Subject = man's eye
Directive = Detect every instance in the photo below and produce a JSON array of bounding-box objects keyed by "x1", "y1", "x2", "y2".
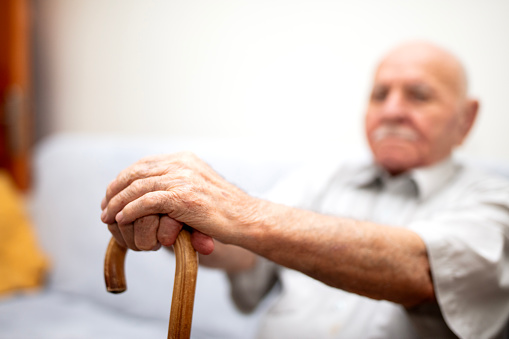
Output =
[
  {"x1": 371, "y1": 88, "x2": 387, "y2": 102},
  {"x1": 408, "y1": 87, "x2": 432, "y2": 102}
]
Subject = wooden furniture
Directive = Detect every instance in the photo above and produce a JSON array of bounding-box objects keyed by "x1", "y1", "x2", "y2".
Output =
[{"x1": 0, "y1": 0, "x2": 32, "y2": 190}]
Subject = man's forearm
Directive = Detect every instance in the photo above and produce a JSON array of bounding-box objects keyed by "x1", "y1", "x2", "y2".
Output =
[{"x1": 231, "y1": 198, "x2": 436, "y2": 308}]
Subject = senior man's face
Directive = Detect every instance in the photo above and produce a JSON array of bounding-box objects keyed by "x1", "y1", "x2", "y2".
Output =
[{"x1": 364, "y1": 46, "x2": 474, "y2": 175}]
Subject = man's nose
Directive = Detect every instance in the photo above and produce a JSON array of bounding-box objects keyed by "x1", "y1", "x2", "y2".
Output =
[{"x1": 380, "y1": 92, "x2": 408, "y2": 121}]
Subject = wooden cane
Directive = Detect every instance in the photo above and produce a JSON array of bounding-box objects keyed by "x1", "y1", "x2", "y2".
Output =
[{"x1": 104, "y1": 228, "x2": 198, "y2": 339}]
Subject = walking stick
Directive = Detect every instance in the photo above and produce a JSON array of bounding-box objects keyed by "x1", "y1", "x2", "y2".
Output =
[{"x1": 104, "y1": 227, "x2": 198, "y2": 339}]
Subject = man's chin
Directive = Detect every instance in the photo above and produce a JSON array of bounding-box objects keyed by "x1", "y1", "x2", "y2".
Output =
[{"x1": 373, "y1": 149, "x2": 420, "y2": 175}]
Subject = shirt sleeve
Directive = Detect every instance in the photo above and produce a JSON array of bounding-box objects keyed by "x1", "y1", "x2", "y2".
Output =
[
  {"x1": 409, "y1": 175, "x2": 509, "y2": 339},
  {"x1": 227, "y1": 257, "x2": 280, "y2": 313}
]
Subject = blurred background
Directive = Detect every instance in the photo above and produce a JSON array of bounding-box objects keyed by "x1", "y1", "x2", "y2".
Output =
[{"x1": 2, "y1": 0, "x2": 509, "y2": 190}]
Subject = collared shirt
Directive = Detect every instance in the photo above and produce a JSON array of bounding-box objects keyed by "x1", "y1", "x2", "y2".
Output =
[{"x1": 234, "y1": 157, "x2": 509, "y2": 339}]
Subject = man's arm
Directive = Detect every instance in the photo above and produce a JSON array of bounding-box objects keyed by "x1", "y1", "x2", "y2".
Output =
[
  {"x1": 101, "y1": 152, "x2": 435, "y2": 308},
  {"x1": 232, "y1": 199, "x2": 435, "y2": 308}
]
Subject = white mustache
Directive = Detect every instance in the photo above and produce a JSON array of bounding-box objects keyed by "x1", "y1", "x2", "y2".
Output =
[{"x1": 371, "y1": 126, "x2": 419, "y2": 142}]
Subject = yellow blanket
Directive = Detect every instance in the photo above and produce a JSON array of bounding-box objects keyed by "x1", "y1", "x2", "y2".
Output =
[{"x1": 0, "y1": 170, "x2": 49, "y2": 295}]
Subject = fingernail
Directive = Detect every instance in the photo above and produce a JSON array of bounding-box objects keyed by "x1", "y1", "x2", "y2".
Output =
[
  {"x1": 101, "y1": 197, "x2": 106, "y2": 210},
  {"x1": 115, "y1": 211, "x2": 124, "y2": 223}
]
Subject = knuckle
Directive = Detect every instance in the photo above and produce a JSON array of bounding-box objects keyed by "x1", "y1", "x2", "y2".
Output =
[
  {"x1": 108, "y1": 194, "x2": 127, "y2": 214},
  {"x1": 138, "y1": 156, "x2": 150, "y2": 164},
  {"x1": 178, "y1": 169, "x2": 193, "y2": 182},
  {"x1": 118, "y1": 222, "x2": 132, "y2": 231},
  {"x1": 132, "y1": 163, "x2": 153, "y2": 179},
  {"x1": 132, "y1": 192, "x2": 168, "y2": 216},
  {"x1": 134, "y1": 215, "x2": 149, "y2": 226},
  {"x1": 136, "y1": 214, "x2": 158, "y2": 227},
  {"x1": 117, "y1": 170, "x2": 131, "y2": 186},
  {"x1": 131, "y1": 179, "x2": 145, "y2": 192},
  {"x1": 143, "y1": 192, "x2": 160, "y2": 207},
  {"x1": 139, "y1": 155, "x2": 157, "y2": 163},
  {"x1": 133, "y1": 177, "x2": 157, "y2": 196}
]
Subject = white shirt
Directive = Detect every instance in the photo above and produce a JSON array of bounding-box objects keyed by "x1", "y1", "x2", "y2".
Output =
[{"x1": 236, "y1": 157, "x2": 509, "y2": 339}]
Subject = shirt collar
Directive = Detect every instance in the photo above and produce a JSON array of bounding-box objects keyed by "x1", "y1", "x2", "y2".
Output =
[
  {"x1": 351, "y1": 157, "x2": 459, "y2": 200},
  {"x1": 410, "y1": 157, "x2": 459, "y2": 200}
]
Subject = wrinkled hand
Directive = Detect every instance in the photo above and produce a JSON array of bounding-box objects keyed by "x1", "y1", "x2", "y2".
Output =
[{"x1": 100, "y1": 152, "x2": 254, "y2": 255}]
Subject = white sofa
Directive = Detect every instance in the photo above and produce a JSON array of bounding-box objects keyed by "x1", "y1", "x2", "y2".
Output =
[{"x1": 1, "y1": 133, "x2": 508, "y2": 339}]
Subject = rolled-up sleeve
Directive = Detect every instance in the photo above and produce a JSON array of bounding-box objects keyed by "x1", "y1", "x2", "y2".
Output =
[{"x1": 410, "y1": 178, "x2": 509, "y2": 339}]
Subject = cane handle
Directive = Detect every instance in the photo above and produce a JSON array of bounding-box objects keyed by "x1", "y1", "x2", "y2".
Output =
[{"x1": 104, "y1": 228, "x2": 198, "y2": 339}]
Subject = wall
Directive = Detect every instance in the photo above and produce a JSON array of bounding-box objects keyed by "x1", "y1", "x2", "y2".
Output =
[{"x1": 33, "y1": 0, "x2": 509, "y2": 161}]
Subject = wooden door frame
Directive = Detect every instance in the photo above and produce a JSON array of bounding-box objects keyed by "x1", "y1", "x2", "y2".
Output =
[{"x1": 0, "y1": 0, "x2": 32, "y2": 190}]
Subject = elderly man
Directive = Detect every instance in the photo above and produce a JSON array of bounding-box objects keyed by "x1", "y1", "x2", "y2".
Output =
[{"x1": 101, "y1": 41, "x2": 509, "y2": 338}]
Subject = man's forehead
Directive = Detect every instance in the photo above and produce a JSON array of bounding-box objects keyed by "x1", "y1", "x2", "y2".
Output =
[
  {"x1": 373, "y1": 42, "x2": 466, "y2": 95},
  {"x1": 375, "y1": 61, "x2": 437, "y2": 84}
]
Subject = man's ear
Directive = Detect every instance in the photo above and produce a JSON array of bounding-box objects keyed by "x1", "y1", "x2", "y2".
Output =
[{"x1": 456, "y1": 99, "x2": 479, "y2": 146}]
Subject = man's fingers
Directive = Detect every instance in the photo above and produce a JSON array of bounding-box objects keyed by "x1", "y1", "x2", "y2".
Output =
[
  {"x1": 134, "y1": 215, "x2": 160, "y2": 250},
  {"x1": 103, "y1": 155, "x2": 174, "y2": 207},
  {"x1": 107, "y1": 223, "x2": 128, "y2": 248},
  {"x1": 158, "y1": 215, "x2": 183, "y2": 247},
  {"x1": 191, "y1": 230, "x2": 215, "y2": 255},
  {"x1": 101, "y1": 177, "x2": 165, "y2": 224},
  {"x1": 104, "y1": 163, "x2": 152, "y2": 204},
  {"x1": 118, "y1": 222, "x2": 140, "y2": 251},
  {"x1": 157, "y1": 217, "x2": 215, "y2": 255},
  {"x1": 108, "y1": 215, "x2": 167, "y2": 252},
  {"x1": 109, "y1": 213, "x2": 214, "y2": 256},
  {"x1": 115, "y1": 191, "x2": 176, "y2": 225}
]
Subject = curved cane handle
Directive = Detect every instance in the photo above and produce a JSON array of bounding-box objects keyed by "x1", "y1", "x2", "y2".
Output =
[
  {"x1": 104, "y1": 237, "x2": 128, "y2": 293},
  {"x1": 104, "y1": 228, "x2": 198, "y2": 339}
]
